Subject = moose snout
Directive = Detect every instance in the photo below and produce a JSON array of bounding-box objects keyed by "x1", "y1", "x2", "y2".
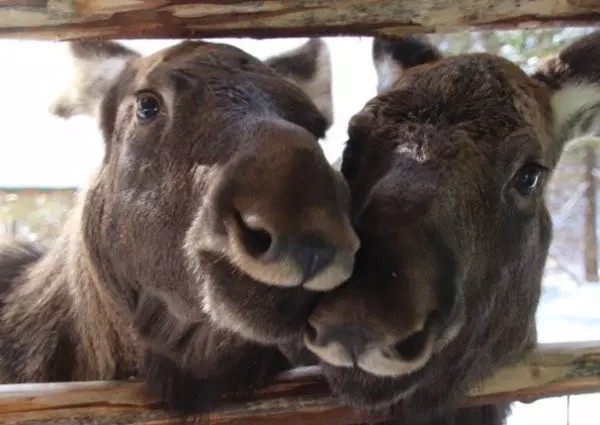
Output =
[
  {"x1": 194, "y1": 117, "x2": 360, "y2": 292},
  {"x1": 305, "y1": 311, "x2": 440, "y2": 377},
  {"x1": 234, "y1": 212, "x2": 355, "y2": 291}
]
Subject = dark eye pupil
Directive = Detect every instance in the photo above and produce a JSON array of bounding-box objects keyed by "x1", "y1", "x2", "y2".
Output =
[
  {"x1": 516, "y1": 165, "x2": 540, "y2": 190},
  {"x1": 137, "y1": 94, "x2": 160, "y2": 121}
]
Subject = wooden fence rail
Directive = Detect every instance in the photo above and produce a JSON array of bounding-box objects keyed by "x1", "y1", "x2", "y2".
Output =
[
  {"x1": 1, "y1": 341, "x2": 599, "y2": 425},
  {"x1": 2, "y1": 0, "x2": 600, "y2": 41}
]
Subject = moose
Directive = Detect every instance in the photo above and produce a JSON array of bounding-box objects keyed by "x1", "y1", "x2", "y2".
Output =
[
  {"x1": 1, "y1": 28, "x2": 598, "y2": 424},
  {"x1": 0, "y1": 37, "x2": 360, "y2": 413},
  {"x1": 295, "y1": 31, "x2": 600, "y2": 425}
]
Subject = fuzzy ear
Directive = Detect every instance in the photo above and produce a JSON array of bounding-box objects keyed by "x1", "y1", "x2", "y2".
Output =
[
  {"x1": 532, "y1": 30, "x2": 600, "y2": 146},
  {"x1": 49, "y1": 40, "x2": 141, "y2": 120},
  {"x1": 264, "y1": 38, "x2": 333, "y2": 128},
  {"x1": 372, "y1": 35, "x2": 443, "y2": 95}
]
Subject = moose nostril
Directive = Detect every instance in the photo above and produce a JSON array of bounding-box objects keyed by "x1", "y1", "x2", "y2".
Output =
[
  {"x1": 391, "y1": 329, "x2": 429, "y2": 360},
  {"x1": 389, "y1": 312, "x2": 438, "y2": 361},
  {"x1": 290, "y1": 235, "x2": 337, "y2": 284},
  {"x1": 234, "y1": 211, "x2": 274, "y2": 257}
]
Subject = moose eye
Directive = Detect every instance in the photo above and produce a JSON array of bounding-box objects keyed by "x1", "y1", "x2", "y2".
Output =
[
  {"x1": 514, "y1": 163, "x2": 543, "y2": 194},
  {"x1": 136, "y1": 92, "x2": 160, "y2": 121}
]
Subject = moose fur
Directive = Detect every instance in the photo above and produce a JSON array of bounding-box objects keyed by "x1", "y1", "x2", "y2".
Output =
[
  {"x1": 299, "y1": 31, "x2": 600, "y2": 425},
  {"x1": 0, "y1": 38, "x2": 361, "y2": 414}
]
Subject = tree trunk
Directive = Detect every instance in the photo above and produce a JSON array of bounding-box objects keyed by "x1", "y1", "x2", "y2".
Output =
[{"x1": 583, "y1": 145, "x2": 599, "y2": 283}]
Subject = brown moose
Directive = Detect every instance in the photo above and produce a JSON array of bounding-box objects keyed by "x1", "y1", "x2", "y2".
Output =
[
  {"x1": 0, "y1": 38, "x2": 359, "y2": 413},
  {"x1": 299, "y1": 32, "x2": 600, "y2": 425}
]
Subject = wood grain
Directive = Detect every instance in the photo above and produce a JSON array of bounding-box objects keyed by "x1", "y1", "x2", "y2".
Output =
[
  {"x1": 0, "y1": 341, "x2": 599, "y2": 425},
  {"x1": 1, "y1": 0, "x2": 600, "y2": 41}
]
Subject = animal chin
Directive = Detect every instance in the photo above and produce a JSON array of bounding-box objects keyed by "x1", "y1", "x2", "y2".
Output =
[
  {"x1": 319, "y1": 362, "x2": 424, "y2": 410},
  {"x1": 203, "y1": 295, "x2": 295, "y2": 344},
  {"x1": 304, "y1": 317, "x2": 440, "y2": 378},
  {"x1": 201, "y1": 267, "x2": 318, "y2": 344}
]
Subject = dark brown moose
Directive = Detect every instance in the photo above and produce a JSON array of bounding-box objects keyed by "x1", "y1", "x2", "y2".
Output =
[
  {"x1": 300, "y1": 32, "x2": 600, "y2": 425},
  {"x1": 0, "y1": 38, "x2": 359, "y2": 414}
]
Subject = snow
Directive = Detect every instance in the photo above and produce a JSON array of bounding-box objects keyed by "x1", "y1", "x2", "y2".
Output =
[{"x1": 508, "y1": 273, "x2": 600, "y2": 425}]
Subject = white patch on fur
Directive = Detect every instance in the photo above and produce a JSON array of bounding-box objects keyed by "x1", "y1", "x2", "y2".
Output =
[
  {"x1": 551, "y1": 82, "x2": 600, "y2": 142},
  {"x1": 374, "y1": 55, "x2": 402, "y2": 95},
  {"x1": 396, "y1": 143, "x2": 429, "y2": 163}
]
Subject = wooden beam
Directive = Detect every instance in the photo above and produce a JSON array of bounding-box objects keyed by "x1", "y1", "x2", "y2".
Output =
[
  {"x1": 1, "y1": 341, "x2": 599, "y2": 425},
  {"x1": 0, "y1": 188, "x2": 77, "y2": 196},
  {"x1": 1, "y1": 0, "x2": 600, "y2": 41}
]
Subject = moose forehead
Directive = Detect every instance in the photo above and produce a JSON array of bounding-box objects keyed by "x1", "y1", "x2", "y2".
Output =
[
  {"x1": 351, "y1": 53, "x2": 554, "y2": 164},
  {"x1": 132, "y1": 41, "x2": 264, "y2": 79},
  {"x1": 114, "y1": 41, "x2": 326, "y2": 137}
]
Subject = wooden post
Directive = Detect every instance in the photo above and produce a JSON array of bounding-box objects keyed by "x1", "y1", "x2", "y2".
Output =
[
  {"x1": 2, "y1": 0, "x2": 600, "y2": 41},
  {"x1": 0, "y1": 341, "x2": 599, "y2": 425}
]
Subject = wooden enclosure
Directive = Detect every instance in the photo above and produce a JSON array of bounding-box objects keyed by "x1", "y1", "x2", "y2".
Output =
[
  {"x1": 2, "y1": 1, "x2": 600, "y2": 424},
  {"x1": 2, "y1": 0, "x2": 600, "y2": 41},
  {"x1": 0, "y1": 342, "x2": 599, "y2": 424}
]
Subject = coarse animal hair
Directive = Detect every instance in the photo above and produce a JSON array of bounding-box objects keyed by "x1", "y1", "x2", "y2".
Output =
[
  {"x1": 298, "y1": 32, "x2": 600, "y2": 425},
  {"x1": 0, "y1": 37, "x2": 360, "y2": 415}
]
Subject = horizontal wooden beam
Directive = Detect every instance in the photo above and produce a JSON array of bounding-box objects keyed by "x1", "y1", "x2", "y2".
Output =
[
  {"x1": 1, "y1": 341, "x2": 599, "y2": 425},
  {"x1": 1, "y1": 0, "x2": 600, "y2": 41},
  {"x1": 0, "y1": 188, "x2": 77, "y2": 195}
]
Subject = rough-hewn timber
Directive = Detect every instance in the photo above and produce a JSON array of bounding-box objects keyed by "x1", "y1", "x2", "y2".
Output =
[
  {"x1": 1, "y1": 0, "x2": 600, "y2": 41},
  {"x1": 0, "y1": 341, "x2": 599, "y2": 425}
]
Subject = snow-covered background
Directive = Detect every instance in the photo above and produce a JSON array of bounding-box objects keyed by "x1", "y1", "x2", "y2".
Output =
[{"x1": 0, "y1": 35, "x2": 599, "y2": 424}]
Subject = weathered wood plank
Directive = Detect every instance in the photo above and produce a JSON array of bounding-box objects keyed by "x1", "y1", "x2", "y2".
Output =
[
  {"x1": 0, "y1": 188, "x2": 77, "y2": 195},
  {"x1": 1, "y1": 0, "x2": 600, "y2": 41},
  {"x1": 0, "y1": 341, "x2": 599, "y2": 425}
]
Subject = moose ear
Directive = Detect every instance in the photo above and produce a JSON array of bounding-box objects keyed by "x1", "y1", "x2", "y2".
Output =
[
  {"x1": 531, "y1": 30, "x2": 600, "y2": 147},
  {"x1": 264, "y1": 38, "x2": 333, "y2": 128},
  {"x1": 49, "y1": 40, "x2": 141, "y2": 120},
  {"x1": 372, "y1": 35, "x2": 443, "y2": 95}
]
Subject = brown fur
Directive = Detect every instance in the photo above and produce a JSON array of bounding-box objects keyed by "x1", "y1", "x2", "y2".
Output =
[
  {"x1": 298, "y1": 33, "x2": 600, "y2": 425},
  {"x1": 0, "y1": 38, "x2": 360, "y2": 415}
]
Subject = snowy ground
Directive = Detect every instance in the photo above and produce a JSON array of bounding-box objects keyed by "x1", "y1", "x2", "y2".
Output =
[{"x1": 508, "y1": 271, "x2": 600, "y2": 425}]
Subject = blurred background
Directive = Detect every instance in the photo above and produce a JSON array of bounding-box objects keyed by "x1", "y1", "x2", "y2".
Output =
[{"x1": 1, "y1": 27, "x2": 599, "y2": 424}]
